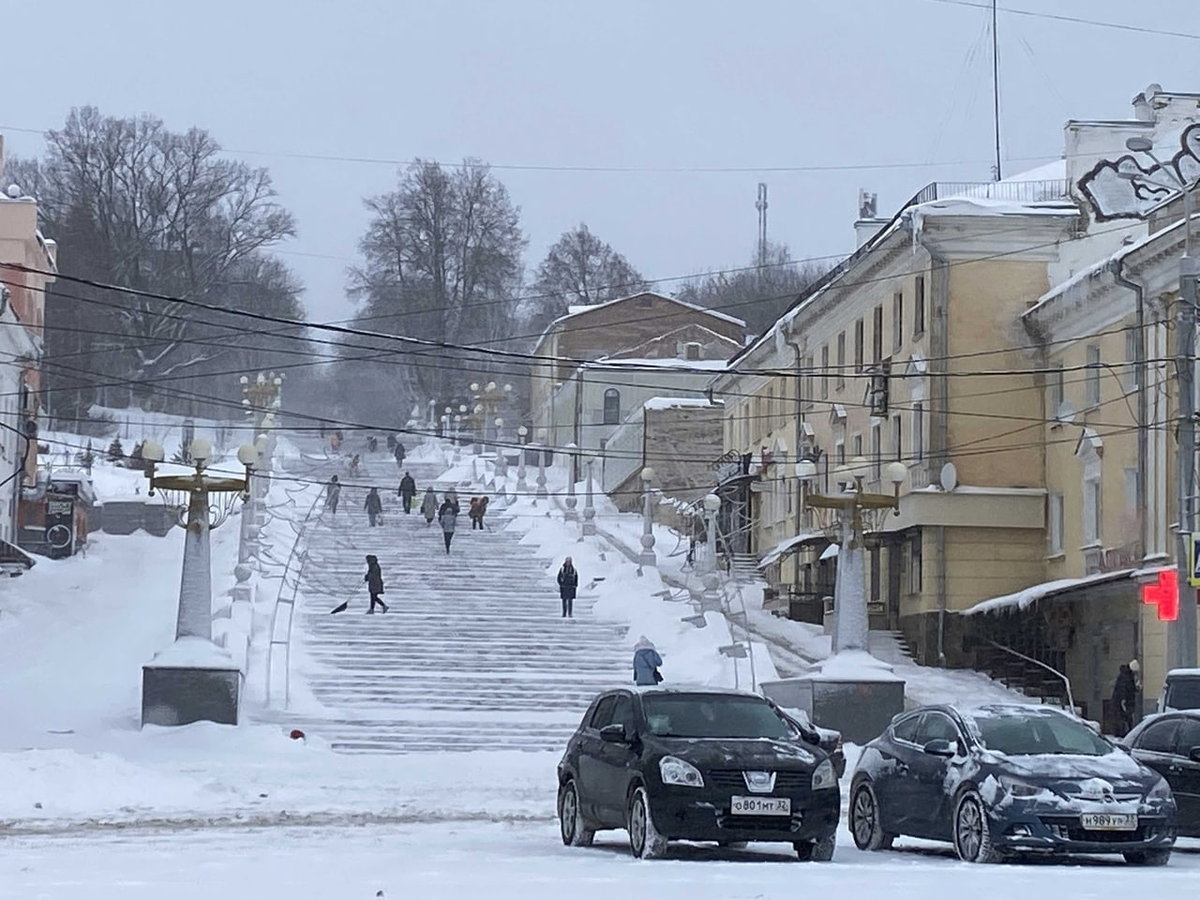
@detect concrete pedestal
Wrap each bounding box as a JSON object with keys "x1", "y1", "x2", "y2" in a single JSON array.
[
  {"x1": 761, "y1": 656, "x2": 905, "y2": 744},
  {"x1": 141, "y1": 637, "x2": 243, "y2": 727}
]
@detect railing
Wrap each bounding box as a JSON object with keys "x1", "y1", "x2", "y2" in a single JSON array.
[
  {"x1": 602, "y1": 413, "x2": 644, "y2": 495},
  {"x1": 918, "y1": 179, "x2": 1070, "y2": 205},
  {"x1": 984, "y1": 638, "x2": 1075, "y2": 713},
  {"x1": 264, "y1": 490, "x2": 325, "y2": 709}
]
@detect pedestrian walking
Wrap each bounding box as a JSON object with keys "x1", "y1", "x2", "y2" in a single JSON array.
[
  {"x1": 468, "y1": 496, "x2": 489, "y2": 530},
  {"x1": 438, "y1": 498, "x2": 458, "y2": 553},
  {"x1": 445, "y1": 489, "x2": 460, "y2": 515},
  {"x1": 364, "y1": 554, "x2": 388, "y2": 614},
  {"x1": 394, "y1": 440, "x2": 406, "y2": 467},
  {"x1": 633, "y1": 636, "x2": 663, "y2": 686},
  {"x1": 386, "y1": 434, "x2": 397, "y2": 452},
  {"x1": 421, "y1": 487, "x2": 438, "y2": 526},
  {"x1": 365, "y1": 487, "x2": 383, "y2": 527},
  {"x1": 324, "y1": 475, "x2": 341, "y2": 515},
  {"x1": 557, "y1": 556, "x2": 579, "y2": 618},
  {"x1": 367, "y1": 435, "x2": 378, "y2": 453},
  {"x1": 348, "y1": 454, "x2": 361, "y2": 478},
  {"x1": 1111, "y1": 659, "x2": 1141, "y2": 736},
  {"x1": 398, "y1": 472, "x2": 417, "y2": 514}
]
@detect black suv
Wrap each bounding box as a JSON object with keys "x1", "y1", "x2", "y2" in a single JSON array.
[{"x1": 556, "y1": 687, "x2": 840, "y2": 860}]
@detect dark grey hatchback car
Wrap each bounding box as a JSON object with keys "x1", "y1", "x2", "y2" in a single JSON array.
[{"x1": 557, "y1": 687, "x2": 840, "y2": 860}]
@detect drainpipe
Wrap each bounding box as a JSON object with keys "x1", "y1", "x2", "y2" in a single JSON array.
[
  {"x1": 925, "y1": 243, "x2": 952, "y2": 666},
  {"x1": 1112, "y1": 259, "x2": 1147, "y2": 559},
  {"x1": 783, "y1": 330, "x2": 804, "y2": 526},
  {"x1": 937, "y1": 524, "x2": 948, "y2": 667}
]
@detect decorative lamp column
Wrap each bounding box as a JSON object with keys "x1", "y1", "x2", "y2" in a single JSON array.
[
  {"x1": 700, "y1": 492, "x2": 722, "y2": 611},
  {"x1": 536, "y1": 441, "x2": 549, "y2": 501},
  {"x1": 494, "y1": 417, "x2": 507, "y2": 479},
  {"x1": 564, "y1": 442, "x2": 579, "y2": 521},
  {"x1": 582, "y1": 453, "x2": 597, "y2": 536},
  {"x1": 140, "y1": 438, "x2": 257, "y2": 728},
  {"x1": 517, "y1": 426, "x2": 529, "y2": 493},
  {"x1": 638, "y1": 467, "x2": 657, "y2": 567},
  {"x1": 428, "y1": 399, "x2": 437, "y2": 432}
]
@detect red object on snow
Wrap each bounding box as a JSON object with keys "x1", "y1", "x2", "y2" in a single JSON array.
[{"x1": 289, "y1": 729, "x2": 306, "y2": 740}]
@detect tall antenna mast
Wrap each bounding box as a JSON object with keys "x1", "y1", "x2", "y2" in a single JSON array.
[
  {"x1": 756, "y1": 183, "x2": 769, "y2": 274},
  {"x1": 991, "y1": 0, "x2": 1002, "y2": 181}
]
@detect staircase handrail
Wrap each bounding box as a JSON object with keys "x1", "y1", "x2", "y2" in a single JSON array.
[
  {"x1": 983, "y1": 638, "x2": 1075, "y2": 713},
  {"x1": 265, "y1": 489, "x2": 325, "y2": 709}
]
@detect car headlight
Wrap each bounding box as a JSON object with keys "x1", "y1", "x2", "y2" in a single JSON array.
[
  {"x1": 811, "y1": 759, "x2": 837, "y2": 791},
  {"x1": 659, "y1": 756, "x2": 705, "y2": 788},
  {"x1": 1000, "y1": 777, "x2": 1042, "y2": 798},
  {"x1": 1147, "y1": 777, "x2": 1174, "y2": 802}
]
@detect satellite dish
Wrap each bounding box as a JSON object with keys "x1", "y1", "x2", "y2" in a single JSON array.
[
  {"x1": 940, "y1": 462, "x2": 958, "y2": 493},
  {"x1": 1056, "y1": 400, "x2": 1076, "y2": 425}
]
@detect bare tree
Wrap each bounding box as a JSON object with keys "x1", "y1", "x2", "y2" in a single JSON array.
[
  {"x1": 348, "y1": 158, "x2": 526, "y2": 409},
  {"x1": 526, "y1": 223, "x2": 647, "y2": 332},
  {"x1": 675, "y1": 242, "x2": 833, "y2": 336}
]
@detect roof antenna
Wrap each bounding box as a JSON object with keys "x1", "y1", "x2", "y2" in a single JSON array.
[{"x1": 991, "y1": 0, "x2": 1002, "y2": 181}]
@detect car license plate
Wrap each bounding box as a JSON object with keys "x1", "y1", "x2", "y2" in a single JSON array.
[
  {"x1": 1080, "y1": 813, "x2": 1137, "y2": 831},
  {"x1": 731, "y1": 796, "x2": 791, "y2": 816}
]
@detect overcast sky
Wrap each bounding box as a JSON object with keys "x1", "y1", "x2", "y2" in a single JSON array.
[{"x1": 3, "y1": 0, "x2": 1197, "y2": 321}]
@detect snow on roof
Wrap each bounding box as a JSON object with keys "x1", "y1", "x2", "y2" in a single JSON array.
[
  {"x1": 757, "y1": 531, "x2": 827, "y2": 569},
  {"x1": 561, "y1": 292, "x2": 746, "y2": 327},
  {"x1": 641, "y1": 396, "x2": 721, "y2": 411},
  {"x1": 586, "y1": 356, "x2": 729, "y2": 370},
  {"x1": 962, "y1": 569, "x2": 1137, "y2": 617}
]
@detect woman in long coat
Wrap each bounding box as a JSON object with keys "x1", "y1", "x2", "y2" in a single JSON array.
[
  {"x1": 364, "y1": 554, "x2": 388, "y2": 614},
  {"x1": 421, "y1": 487, "x2": 438, "y2": 526}
]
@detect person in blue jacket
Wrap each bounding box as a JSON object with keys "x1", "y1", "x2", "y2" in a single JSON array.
[{"x1": 633, "y1": 636, "x2": 663, "y2": 685}]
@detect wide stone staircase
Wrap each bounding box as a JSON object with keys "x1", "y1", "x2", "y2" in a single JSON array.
[{"x1": 262, "y1": 454, "x2": 631, "y2": 753}]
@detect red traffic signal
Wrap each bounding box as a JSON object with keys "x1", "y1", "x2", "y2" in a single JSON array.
[{"x1": 1141, "y1": 569, "x2": 1179, "y2": 622}]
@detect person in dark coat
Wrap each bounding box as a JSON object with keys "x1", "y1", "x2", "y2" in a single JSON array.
[
  {"x1": 421, "y1": 487, "x2": 438, "y2": 525},
  {"x1": 469, "y1": 496, "x2": 488, "y2": 530},
  {"x1": 386, "y1": 434, "x2": 397, "y2": 451},
  {"x1": 365, "y1": 487, "x2": 383, "y2": 527},
  {"x1": 364, "y1": 554, "x2": 388, "y2": 614},
  {"x1": 394, "y1": 441, "x2": 407, "y2": 467},
  {"x1": 398, "y1": 472, "x2": 417, "y2": 514},
  {"x1": 438, "y1": 499, "x2": 458, "y2": 553},
  {"x1": 557, "y1": 556, "x2": 579, "y2": 618},
  {"x1": 1112, "y1": 660, "x2": 1141, "y2": 736},
  {"x1": 633, "y1": 636, "x2": 663, "y2": 686},
  {"x1": 366, "y1": 435, "x2": 378, "y2": 453},
  {"x1": 324, "y1": 475, "x2": 341, "y2": 515},
  {"x1": 444, "y1": 489, "x2": 460, "y2": 516}
]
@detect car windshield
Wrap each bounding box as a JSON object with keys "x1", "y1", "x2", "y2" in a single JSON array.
[
  {"x1": 642, "y1": 695, "x2": 797, "y2": 740},
  {"x1": 973, "y1": 711, "x2": 1113, "y2": 757},
  {"x1": 1166, "y1": 679, "x2": 1200, "y2": 710}
]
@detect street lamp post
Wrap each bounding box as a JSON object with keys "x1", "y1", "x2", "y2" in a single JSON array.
[
  {"x1": 639, "y1": 467, "x2": 657, "y2": 567},
  {"x1": 1123, "y1": 135, "x2": 1199, "y2": 670},
  {"x1": 494, "y1": 417, "x2": 507, "y2": 479},
  {"x1": 564, "y1": 442, "x2": 579, "y2": 521},
  {"x1": 798, "y1": 456, "x2": 907, "y2": 654},
  {"x1": 582, "y1": 453, "x2": 597, "y2": 536},
  {"x1": 700, "y1": 492, "x2": 722, "y2": 611},
  {"x1": 517, "y1": 426, "x2": 529, "y2": 493},
  {"x1": 428, "y1": 399, "x2": 437, "y2": 432},
  {"x1": 139, "y1": 438, "x2": 259, "y2": 727},
  {"x1": 536, "y1": 441, "x2": 548, "y2": 501}
]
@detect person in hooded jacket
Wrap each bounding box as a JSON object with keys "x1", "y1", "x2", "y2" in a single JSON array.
[
  {"x1": 633, "y1": 636, "x2": 663, "y2": 686},
  {"x1": 557, "y1": 556, "x2": 579, "y2": 618},
  {"x1": 398, "y1": 472, "x2": 417, "y2": 514},
  {"x1": 1112, "y1": 659, "x2": 1141, "y2": 736},
  {"x1": 363, "y1": 555, "x2": 388, "y2": 614},
  {"x1": 324, "y1": 475, "x2": 341, "y2": 515},
  {"x1": 438, "y1": 498, "x2": 458, "y2": 553},
  {"x1": 365, "y1": 487, "x2": 383, "y2": 527},
  {"x1": 421, "y1": 487, "x2": 438, "y2": 525}
]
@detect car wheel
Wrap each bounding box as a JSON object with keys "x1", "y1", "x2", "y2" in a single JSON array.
[
  {"x1": 1124, "y1": 849, "x2": 1171, "y2": 866},
  {"x1": 627, "y1": 786, "x2": 668, "y2": 859},
  {"x1": 849, "y1": 782, "x2": 895, "y2": 851},
  {"x1": 794, "y1": 835, "x2": 835, "y2": 862},
  {"x1": 558, "y1": 780, "x2": 594, "y2": 847},
  {"x1": 953, "y1": 790, "x2": 1001, "y2": 864}
]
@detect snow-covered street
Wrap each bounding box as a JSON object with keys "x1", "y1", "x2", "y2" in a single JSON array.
[{"x1": 7, "y1": 821, "x2": 1200, "y2": 900}]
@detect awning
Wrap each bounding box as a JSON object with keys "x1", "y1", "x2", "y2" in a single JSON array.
[
  {"x1": 962, "y1": 568, "x2": 1145, "y2": 617},
  {"x1": 757, "y1": 531, "x2": 827, "y2": 569}
]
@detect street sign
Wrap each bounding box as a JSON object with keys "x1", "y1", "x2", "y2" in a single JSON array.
[{"x1": 1190, "y1": 533, "x2": 1200, "y2": 588}]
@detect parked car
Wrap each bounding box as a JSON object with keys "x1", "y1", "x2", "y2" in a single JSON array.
[
  {"x1": 1158, "y1": 669, "x2": 1200, "y2": 713},
  {"x1": 557, "y1": 687, "x2": 841, "y2": 860},
  {"x1": 849, "y1": 703, "x2": 1176, "y2": 865},
  {"x1": 775, "y1": 706, "x2": 846, "y2": 777},
  {"x1": 1122, "y1": 710, "x2": 1200, "y2": 837}
]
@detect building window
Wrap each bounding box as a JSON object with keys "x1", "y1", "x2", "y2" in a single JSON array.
[
  {"x1": 836, "y1": 332, "x2": 846, "y2": 389},
  {"x1": 852, "y1": 433, "x2": 862, "y2": 459},
  {"x1": 1085, "y1": 344, "x2": 1101, "y2": 408},
  {"x1": 914, "y1": 275, "x2": 926, "y2": 336},
  {"x1": 766, "y1": 385, "x2": 774, "y2": 428},
  {"x1": 1048, "y1": 493, "x2": 1064, "y2": 556},
  {"x1": 891, "y1": 414, "x2": 902, "y2": 461},
  {"x1": 912, "y1": 401, "x2": 924, "y2": 462},
  {"x1": 603, "y1": 388, "x2": 620, "y2": 425},
  {"x1": 873, "y1": 305, "x2": 884, "y2": 362},
  {"x1": 835, "y1": 439, "x2": 845, "y2": 467},
  {"x1": 854, "y1": 319, "x2": 864, "y2": 373},
  {"x1": 803, "y1": 354, "x2": 814, "y2": 411},
  {"x1": 892, "y1": 291, "x2": 904, "y2": 352},
  {"x1": 820, "y1": 344, "x2": 829, "y2": 398},
  {"x1": 1083, "y1": 476, "x2": 1102, "y2": 545},
  {"x1": 1050, "y1": 362, "x2": 1065, "y2": 417},
  {"x1": 871, "y1": 423, "x2": 882, "y2": 479},
  {"x1": 684, "y1": 342, "x2": 701, "y2": 360},
  {"x1": 1124, "y1": 329, "x2": 1139, "y2": 393},
  {"x1": 1124, "y1": 467, "x2": 1139, "y2": 517}
]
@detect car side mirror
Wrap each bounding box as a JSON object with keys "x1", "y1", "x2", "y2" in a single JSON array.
[
  {"x1": 923, "y1": 739, "x2": 956, "y2": 758},
  {"x1": 600, "y1": 724, "x2": 628, "y2": 744},
  {"x1": 1189, "y1": 746, "x2": 1200, "y2": 763}
]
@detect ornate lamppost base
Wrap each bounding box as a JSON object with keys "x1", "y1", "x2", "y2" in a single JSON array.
[{"x1": 141, "y1": 637, "x2": 243, "y2": 727}]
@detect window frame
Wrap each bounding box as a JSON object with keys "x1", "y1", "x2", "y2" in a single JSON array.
[
  {"x1": 1085, "y1": 344, "x2": 1102, "y2": 409},
  {"x1": 836, "y1": 332, "x2": 846, "y2": 389},
  {"x1": 1048, "y1": 492, "x2": 1064, "y2": 557},
  {"x1": 913, "y1": 275, "x2": 926, "y2": 337},
  {"x1": 603, "y1": 388, "x2": 621, "y2": 426},
  {"x1": 892, "y1": 290, "x2": 904, "y2": 352}
]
